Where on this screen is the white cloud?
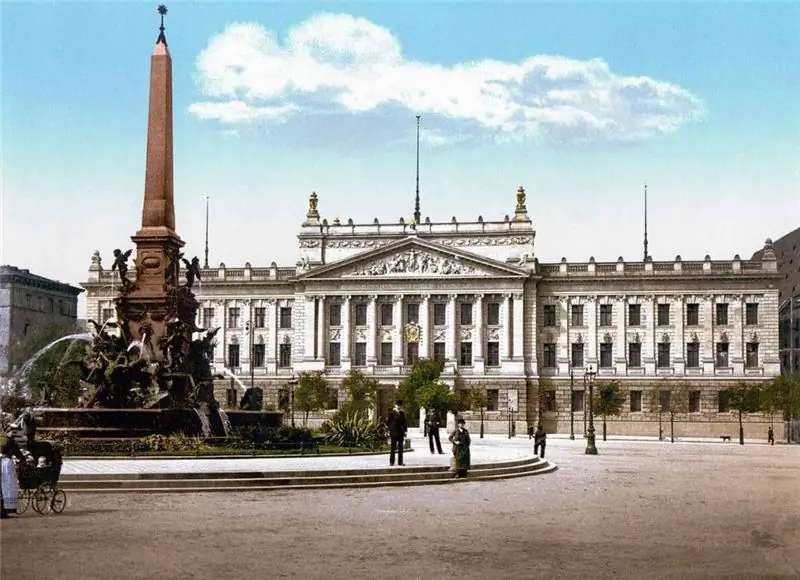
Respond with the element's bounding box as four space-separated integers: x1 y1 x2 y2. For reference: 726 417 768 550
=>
190 13 706 146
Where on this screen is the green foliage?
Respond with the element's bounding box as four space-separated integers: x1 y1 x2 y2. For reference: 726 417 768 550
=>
417 381 459 416
762 374 800 420
339 370 380 416
396 358 444 418
321 410 388 447
469 388 488 412
294 372 331 426
592 380 626 417
729 382 763 414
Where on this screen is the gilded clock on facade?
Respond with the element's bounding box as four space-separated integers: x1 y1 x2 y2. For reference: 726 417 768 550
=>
404 323 420 343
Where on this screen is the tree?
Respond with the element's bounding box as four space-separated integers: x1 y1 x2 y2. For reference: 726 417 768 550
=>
294 372 331 426
395 358 444 419
469 387 489 438
729 381 763 445
592 380 625 441
662 382 691 444
762 374 800 442
339 370 379 418
417 381 459 423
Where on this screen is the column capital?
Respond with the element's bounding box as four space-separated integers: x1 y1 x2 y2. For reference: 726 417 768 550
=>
448 294 458 301
305 295 316 303
368 294 379 301
503 293 513 300
474 293 485 300
512 293 523 301
394 294 404 302
341 294 352 302
420 293 431 301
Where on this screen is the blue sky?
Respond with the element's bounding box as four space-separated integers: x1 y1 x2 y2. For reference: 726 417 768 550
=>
2 1 798 313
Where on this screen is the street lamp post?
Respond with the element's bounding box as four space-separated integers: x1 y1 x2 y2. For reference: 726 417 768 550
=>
569 365 575 440
287 375 298 428
244 319 255 389
585 365 598 455
583 372 588 437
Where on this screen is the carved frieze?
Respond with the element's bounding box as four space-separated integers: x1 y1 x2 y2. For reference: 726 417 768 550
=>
355 328 367 341
430 236 532 247
487 328 500 341
348 249 479 277
326 239 393 250
299 240 321 248
329 329 341 341
381 329 393 342
433 329 446 341
280 333 292 344
460 328 472 341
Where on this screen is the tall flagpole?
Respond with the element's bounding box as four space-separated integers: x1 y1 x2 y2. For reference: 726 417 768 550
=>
414 115 421 225
643 182 649 262
203 195 210 269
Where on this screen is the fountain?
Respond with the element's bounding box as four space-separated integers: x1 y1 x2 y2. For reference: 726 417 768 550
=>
25 6 282 441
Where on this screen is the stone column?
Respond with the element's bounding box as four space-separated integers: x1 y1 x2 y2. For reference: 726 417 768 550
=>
645 295 656 374
446 294 457 361
674 295 685 373
316 296 326 362
420 294 431 358
366 295 378 364
474 294 484 372
587 297 598 368
513 293 524 360
502 294 513 362
393 295 404 364
702 295 715 373
341 295 351 368
217 299 227 366
615 296 627 372
267 299 278 369
304 296 315 362
732 295 744 372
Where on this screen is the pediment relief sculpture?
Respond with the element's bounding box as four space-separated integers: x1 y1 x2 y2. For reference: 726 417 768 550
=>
720 331 729 343
690 332 699 343
460 328 472 341
488 328 500 341
348 248 479 277
281 333 292 344
381 329 393 342
329 329 341 341
433 329 446 341
355 328 367 341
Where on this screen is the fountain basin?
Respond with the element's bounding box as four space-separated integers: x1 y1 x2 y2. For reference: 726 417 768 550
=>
35 408 283 440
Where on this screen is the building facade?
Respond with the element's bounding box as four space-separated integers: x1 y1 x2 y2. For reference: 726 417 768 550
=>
82 189 782 437
0 265 84 375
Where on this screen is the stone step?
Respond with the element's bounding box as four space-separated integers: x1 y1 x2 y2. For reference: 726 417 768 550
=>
58 459 554 493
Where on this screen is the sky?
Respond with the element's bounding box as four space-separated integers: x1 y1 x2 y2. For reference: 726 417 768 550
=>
2 1 799 315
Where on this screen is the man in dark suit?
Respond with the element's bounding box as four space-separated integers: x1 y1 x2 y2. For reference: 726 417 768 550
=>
425 409 444 454
387 400 408 466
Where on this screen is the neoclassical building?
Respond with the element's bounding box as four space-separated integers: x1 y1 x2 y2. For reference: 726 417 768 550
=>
82 188 781 437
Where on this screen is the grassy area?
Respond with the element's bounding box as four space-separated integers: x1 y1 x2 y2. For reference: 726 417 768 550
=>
63 444 391 458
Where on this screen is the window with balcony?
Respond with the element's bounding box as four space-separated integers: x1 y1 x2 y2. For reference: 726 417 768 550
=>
354 303 367 327
745 303 759 326
433 303 446 326
686 342 700 368
227 344 240 368
599 304 613 327
628 343 642 367
571 304 584 326
228 308 241 329
406 303 419 324
252 344 265 367
254 307 266 328
716 303 728 325
599 343 613 368
657 342 671 367
328 342 341 366
459 342 473 366
657 304 670 326
746 343 759 368
279 307 292 329
278 343 292 367
406 342 419 365
629 390 642 412
571 343 584 368
628 304 641 326
686 303 699 326
329 304 342 327
380 342 393 365
354 343 367 366
689 391 701 413
380 304 393 326
716 342 729 367
460 303 473 326
486 341 500 366
542 305 556 327
542 343 556 368
433 342 445 361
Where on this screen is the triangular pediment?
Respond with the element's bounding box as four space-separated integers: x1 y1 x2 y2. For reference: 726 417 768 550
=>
298 237 529 280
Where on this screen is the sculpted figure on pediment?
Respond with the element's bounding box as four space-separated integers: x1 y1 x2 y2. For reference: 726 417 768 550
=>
349 248 478 276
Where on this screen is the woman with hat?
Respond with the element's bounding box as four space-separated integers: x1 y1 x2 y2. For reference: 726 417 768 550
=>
448 417 472 478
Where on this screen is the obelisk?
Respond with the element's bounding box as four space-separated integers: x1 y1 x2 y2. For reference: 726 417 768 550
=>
120 5 186 345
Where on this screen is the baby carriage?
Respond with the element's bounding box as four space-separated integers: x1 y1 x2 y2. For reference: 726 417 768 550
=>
14 443 67 515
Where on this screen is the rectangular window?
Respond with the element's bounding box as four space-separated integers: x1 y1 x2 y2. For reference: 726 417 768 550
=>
227 344 240 368
657 342 671 368
657 304 670 326
599 304 613 327
689 391 701 413
745 303 758 326
487 389 499 411
572 390 585 413
254 307 266 328
629 390 642 412
406 342 419 365
716 342 729 367
278 343 292 367
202 307 215 329
252 344 265 367
571 343 585 368
716 303 728 325
433 342 446 361
542 390 556 412
329 303 342 327
686 303 699 326
354 303 367 327
599 343 613 368
542 343 557 368
718 390 730 412
228 308 241 329
354 343 367 366
659 390 671 411
486 341 500 366
328 389 339 411
328 342 341 366
380 304 394 326
571 304 584 327
460 303 473 326
487 302 500 326
380 342 393 366
629 343 642 367
686 342 700 368
628 304 641 326
406 303 420 324
460 342 473 366
745 343 759 368
433 303 446 326
542 305 556 327
101 308 115 321
279 307 292 329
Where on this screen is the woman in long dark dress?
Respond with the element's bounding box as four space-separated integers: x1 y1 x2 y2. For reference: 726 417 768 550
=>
448 417 471 478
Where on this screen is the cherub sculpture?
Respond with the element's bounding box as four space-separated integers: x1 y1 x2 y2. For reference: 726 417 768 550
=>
112 249 133 283
181 256 202 289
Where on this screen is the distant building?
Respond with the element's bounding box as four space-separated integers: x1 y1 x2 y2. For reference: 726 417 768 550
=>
0 265 84 375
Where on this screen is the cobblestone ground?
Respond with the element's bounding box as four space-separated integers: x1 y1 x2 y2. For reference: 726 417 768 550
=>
2 439 799 580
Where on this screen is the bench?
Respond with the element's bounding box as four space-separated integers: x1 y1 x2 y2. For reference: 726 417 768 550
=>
720 435 732 442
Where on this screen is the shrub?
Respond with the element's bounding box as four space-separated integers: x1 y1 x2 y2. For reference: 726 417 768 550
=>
322 410 388 447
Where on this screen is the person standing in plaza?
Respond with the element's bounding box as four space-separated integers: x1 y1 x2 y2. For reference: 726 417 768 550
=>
448 417 471 478
387 401 407 466
534 424 547 458
425 409 444 454
0 437 21 518
768 426 775 446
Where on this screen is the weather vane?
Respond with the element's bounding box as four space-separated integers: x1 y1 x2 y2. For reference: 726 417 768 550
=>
158 5 168 31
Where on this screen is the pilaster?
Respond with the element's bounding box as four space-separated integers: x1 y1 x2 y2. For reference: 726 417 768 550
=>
512 293 524 360
366 295 378 364
586 297 598 367
393 295 404 364
446 294 457 361
474 293 485 373
304 296 315 362
267 299 278 372
502 294 512 362
316 295 326 362
674 295 685 374
420 294 431 358
644 295 656 375
341 295 351 371
615 296 627 374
